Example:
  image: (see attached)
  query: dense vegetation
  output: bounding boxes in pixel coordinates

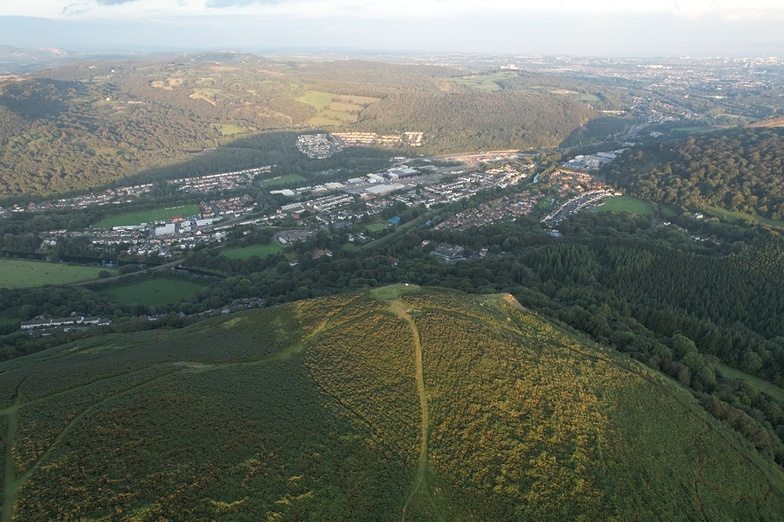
[357,90,594,151]
[2,287,783,520]
[606,128,784,219]
[0,55,613,197]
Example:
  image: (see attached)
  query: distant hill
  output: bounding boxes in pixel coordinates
[2,285,783,520]
[0,45,74,74]
[0,55,609,197]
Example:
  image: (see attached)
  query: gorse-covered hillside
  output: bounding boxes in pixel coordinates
[2,286,783,520]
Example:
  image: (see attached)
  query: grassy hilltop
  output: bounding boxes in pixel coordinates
[2,285,784,520]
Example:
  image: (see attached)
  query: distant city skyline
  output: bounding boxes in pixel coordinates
[1,0,783,57]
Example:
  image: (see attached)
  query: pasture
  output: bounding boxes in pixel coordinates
[578,93,601,102]
[259,174,306,188]
[0,259,115,289]
[296,90,380,126]
[99,278,207,306]
[222,243,283,260]
[669,126,720,136]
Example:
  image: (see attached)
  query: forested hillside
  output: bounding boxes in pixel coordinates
[2,287,783,520]
[605,128,784,219]
[0,54,608,197]
[357,90,593,151]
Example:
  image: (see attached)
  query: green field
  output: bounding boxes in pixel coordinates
[537,195,555,210]
[364,222,387,232]
[93,205,201,228]
[718,364,784,402]
[704,205,784,229]
[259,174,306,188]
[0,259,116,289]
[597,196,655,216]
[297,90,339,110]
[212,123,249,136]
[670,126,720,135]
[578,93,601,102]
[99,278,207,306]
[296,90,380,126]
[451,74,505,92]
[222,243,283,260]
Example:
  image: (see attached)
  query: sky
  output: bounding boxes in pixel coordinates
[1,0,783,56]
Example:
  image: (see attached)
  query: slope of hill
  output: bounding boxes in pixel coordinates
[605,127,784,220]
[2,285,783,520]
[0,55,606,197]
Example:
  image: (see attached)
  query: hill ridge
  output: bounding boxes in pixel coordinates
[1,286,783,520]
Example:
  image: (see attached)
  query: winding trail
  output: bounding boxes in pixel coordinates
[391,300,431,522]
[2,407,18,522]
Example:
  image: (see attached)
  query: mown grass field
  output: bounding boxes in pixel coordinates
[704,205,784,229]
[0,259,116,289]
[597,195,655,216]
[2,287,783,520]
[364,222,387,232]
[99,278,207,306]
[537,195,555,210]
[579,94,600,102]
[221,243,283,260]
[93,205,201,228]
[259,174,306,188]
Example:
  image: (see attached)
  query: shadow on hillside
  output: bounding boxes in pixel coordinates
[558,116,631,149]
[115,129,393,188]
[126,131,304,184]
[0,78,79,119]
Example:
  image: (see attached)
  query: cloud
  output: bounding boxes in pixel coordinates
[95,0,140,5]
[61,3,92,16]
